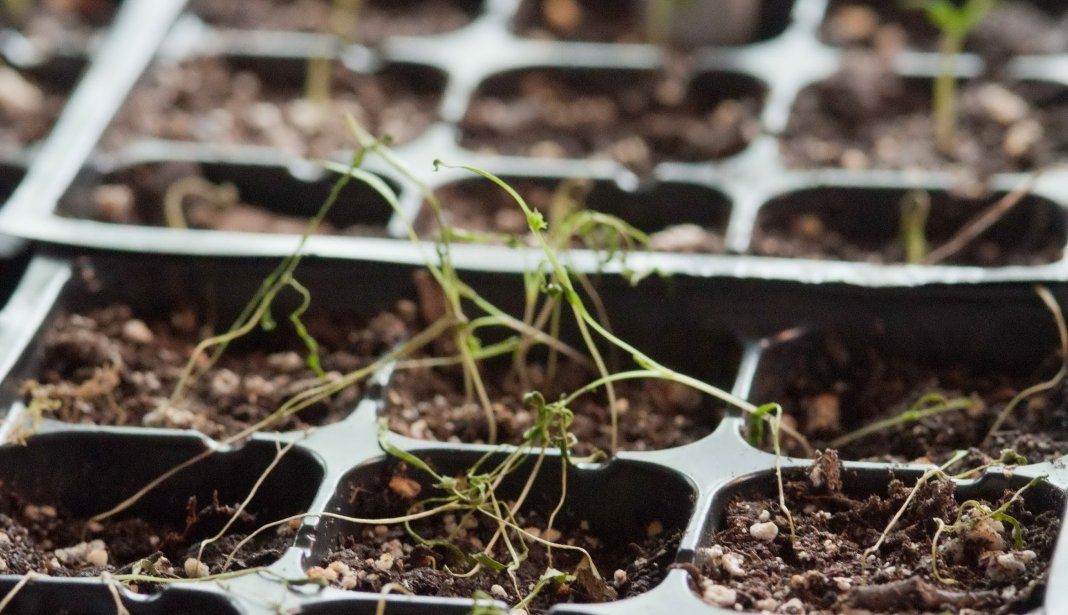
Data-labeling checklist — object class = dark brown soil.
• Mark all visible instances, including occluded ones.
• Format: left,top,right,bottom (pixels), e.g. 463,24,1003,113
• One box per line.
822,1,1068,63
420,178,726,253
514,0,795,46
316,469,679,615
0,65,68,149
752,333,1068,466
780,52,1068,181
751,188,1066,266
460,67,762,175
22,302,414,438
695,452,1061,614
104,56,443,158
82,161,390,236
0,483,290,582
387,354,721,455
189,0,481,44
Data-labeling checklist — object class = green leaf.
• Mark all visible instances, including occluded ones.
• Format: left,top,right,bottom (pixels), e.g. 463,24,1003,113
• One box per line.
527,210,548,232
746,403,779,447
471,552,509,571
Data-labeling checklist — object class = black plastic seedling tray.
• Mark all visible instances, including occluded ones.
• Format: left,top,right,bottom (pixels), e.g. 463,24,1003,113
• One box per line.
0,0,1067,613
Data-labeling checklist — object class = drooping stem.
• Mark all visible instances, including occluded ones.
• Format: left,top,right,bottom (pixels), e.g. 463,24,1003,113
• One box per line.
983,285,1068,446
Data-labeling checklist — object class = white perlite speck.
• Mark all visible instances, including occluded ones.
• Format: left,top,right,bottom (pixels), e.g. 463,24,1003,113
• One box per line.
749,521,778,542
700,582,737,608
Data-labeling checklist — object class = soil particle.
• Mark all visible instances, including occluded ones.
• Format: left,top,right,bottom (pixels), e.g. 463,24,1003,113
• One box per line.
756,334,1068,466
460,66,762,175
780,51,1068,182
695,452,1061,614
21,302,414,438
104,57,442,158
189,0,479,44
318,474,678,614
518,0,645,43
0,484,291,582
386,356,720,454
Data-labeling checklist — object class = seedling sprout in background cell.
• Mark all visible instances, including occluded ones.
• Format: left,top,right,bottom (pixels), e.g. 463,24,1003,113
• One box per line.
906,0,998,156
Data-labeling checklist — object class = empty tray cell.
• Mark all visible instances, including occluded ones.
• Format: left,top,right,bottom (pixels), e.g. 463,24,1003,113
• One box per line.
460,67,764,174
694,453,1063,613
781,68,1068,175
0,581,242,615
821,0,1068,58
312,451,693,614
419,176,729,253
751,185,1066,266
60,160,396,235
0,432,322,579
189,0,483,43
0,58,82,152
385,273,741,452
514,0,796,47
13,257,426,438
747,303,1068,464
103,56,446,158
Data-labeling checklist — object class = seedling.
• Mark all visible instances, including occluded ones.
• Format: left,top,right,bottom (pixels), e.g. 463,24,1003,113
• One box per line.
162,175,240,229
9,111,820,608
906,0,998,156
930,474,1044,584
899,189,930,264
302,1,362,129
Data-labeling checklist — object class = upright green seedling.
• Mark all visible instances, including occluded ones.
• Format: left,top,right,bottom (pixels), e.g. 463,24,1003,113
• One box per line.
303,0,363,126
908,0,998,156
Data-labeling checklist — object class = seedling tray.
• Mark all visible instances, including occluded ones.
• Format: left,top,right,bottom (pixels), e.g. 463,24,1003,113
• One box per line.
0,0,1066,285
0,0,1067,613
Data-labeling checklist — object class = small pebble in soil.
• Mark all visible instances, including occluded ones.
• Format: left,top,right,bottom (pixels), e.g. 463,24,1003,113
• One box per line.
748,521,778,542
184,557,209,578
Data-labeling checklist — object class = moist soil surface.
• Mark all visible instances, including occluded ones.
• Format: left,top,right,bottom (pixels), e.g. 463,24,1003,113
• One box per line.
460,66,762,175
421,178,725,253
780,52,1068,182
387,353,721,455
0,65,68,149
695,451,1061,614
822,1,1068,63
750,194,1065,266
315,470,679,615
754,334,1068,466
104,56,442,158
23,302,413,439
0,483,291,583
82,161,390,236
189,0,480,44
